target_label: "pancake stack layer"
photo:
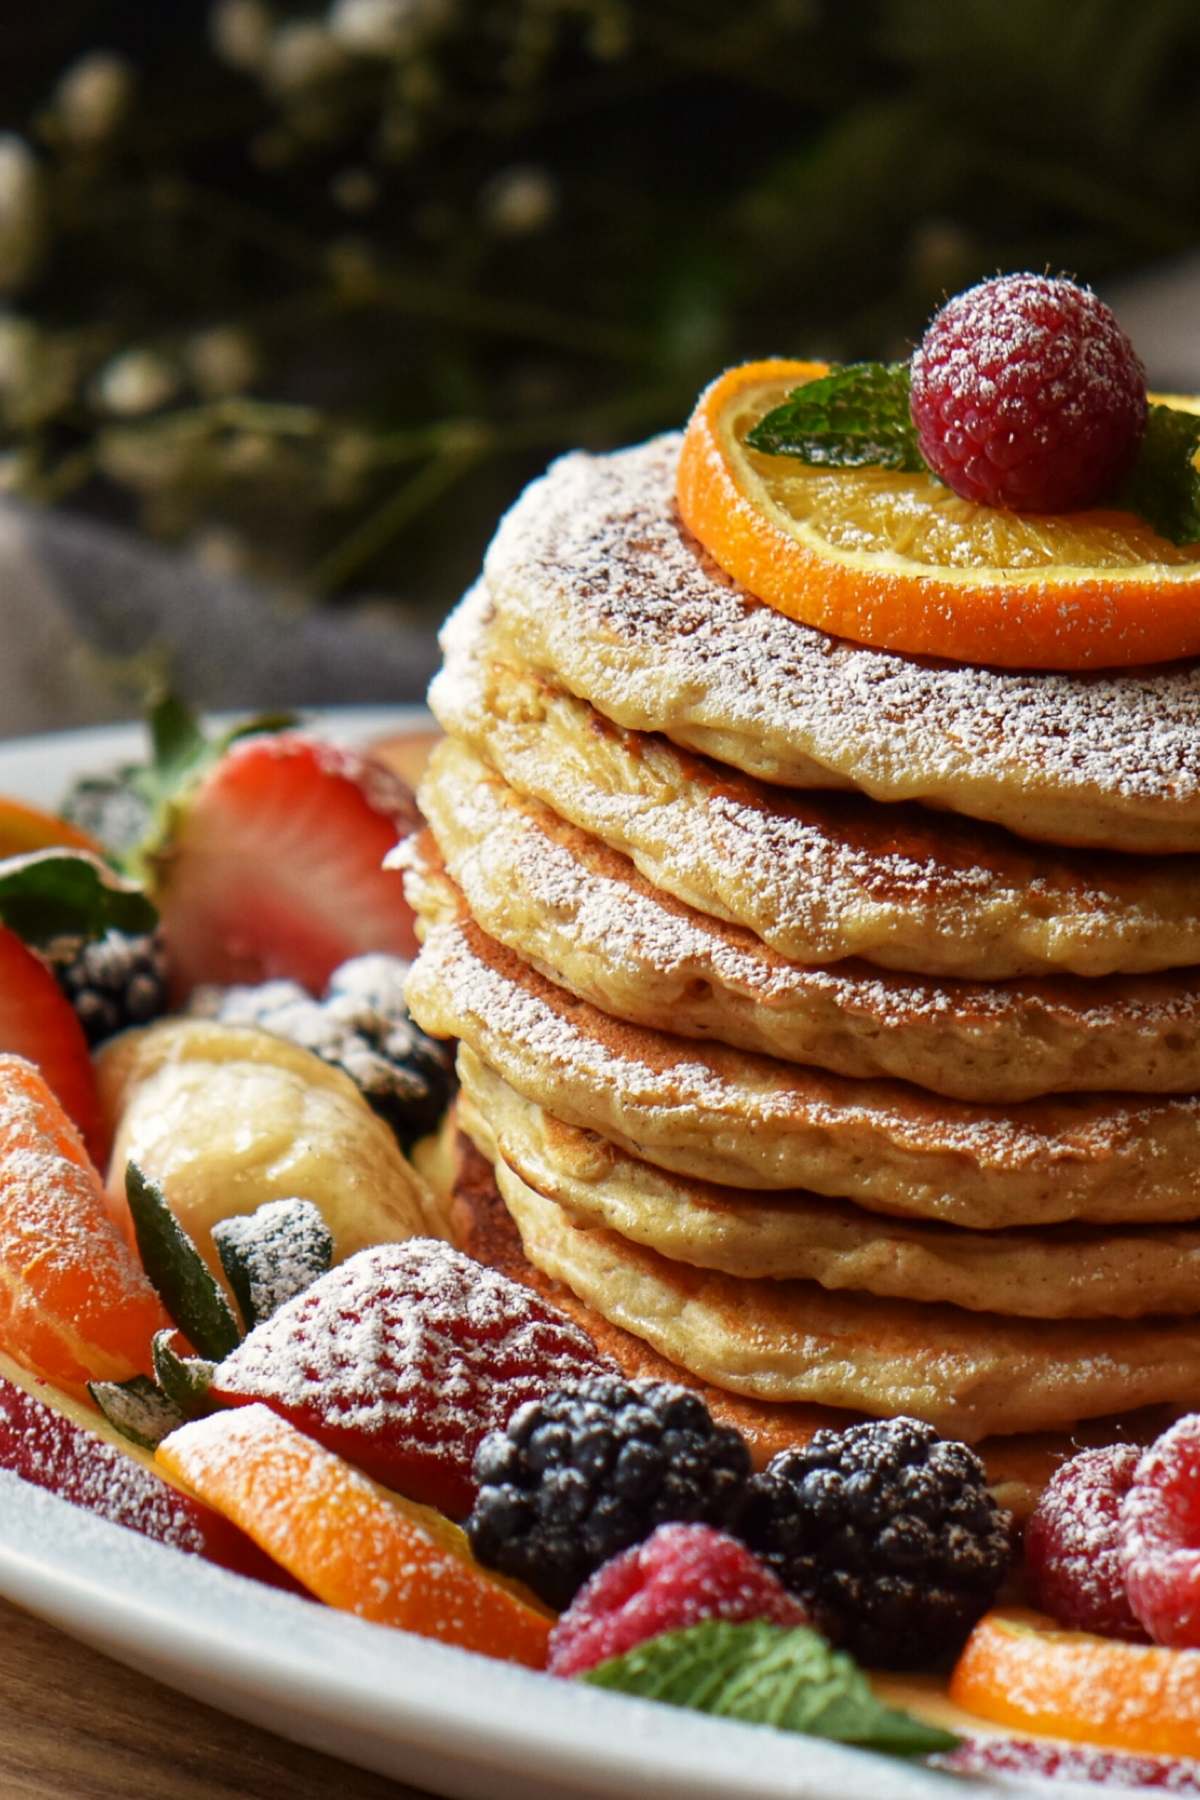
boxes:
[400,432,1200,1457]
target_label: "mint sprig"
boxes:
[0,849,156,946]
[581,1620,958,1758]
[747,361,1200,547]
[125,1161,242,1362]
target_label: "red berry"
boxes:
[909,273,1147,512]
[943,1736,1200,1792]
[1120,1415,1200,1647]
[547,1522,807,1677]
[210,1238,611,1519]
[1025,1444,1146,1641]
[0,925,99,1156]
[155,733,421,1002]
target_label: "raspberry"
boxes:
[1120,1415,1200,1648]
[909,273,1147,512]
[547,1522,807,1677]
[1025,1445,1146,1641]
[467,1376,752,1610]
[209,1239,610,1519]
[737,1417,1013,1669]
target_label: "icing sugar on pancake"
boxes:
[456,1051,1200,1321]
[483,434,1200,853]
[403,892,1200,1230]
[431,586,1200,979]
[406,745,1200,1102]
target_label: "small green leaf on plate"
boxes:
[0,850,156,946]
[582,1620,959,1758]
[151,1329,219,1419]
[746,362,926,471]
[1118,401,1200,547]
[88,1374,184,1450]
[125,1162,242,1362]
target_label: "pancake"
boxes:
[442,1125,1180,1518]
[483,433,1200,853]
[403,899,1200,1228]
[407,743,1200,1101]
[459,1110,1200,1442]
[456,1051,1200,1319]
[431,585,1200,979]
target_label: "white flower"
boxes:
[328,0,453,57]
[479,165,558,237]
[54,52,134,145]
[93,349,179,417]
[210,0,274,72]
[0,137,45,294]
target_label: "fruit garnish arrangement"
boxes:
[8,273,1200,1794]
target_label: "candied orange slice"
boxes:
[0,796,101,857]
[0,1055,169,1390]
[676,358,1200,670]
[157,1404,551,1667]
[950,1607,1200,1757]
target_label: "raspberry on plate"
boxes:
[547,1522,806,1677]
[1120,1414,1200,1647]
[1026,1444,1146,1641]
[209,1238,610,1519]
[909,273,1147,511]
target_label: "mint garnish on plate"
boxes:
[746,361,1200,547]
[581,1619,958,1758]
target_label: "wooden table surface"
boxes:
[0,1594,429,1799]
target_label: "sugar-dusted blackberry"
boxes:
[466,1375,752,1610]
[190,952,454,1145]
[737,1416,1013,1669]
[55,929,169,1045]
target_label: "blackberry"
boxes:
[190,953,454,1144]
[737,1417,1013,1670]
[466,1375,751,1610]
[55,930,169,1045]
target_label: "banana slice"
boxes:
[96,1020,443,1290]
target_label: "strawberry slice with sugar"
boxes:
[209,1238,611,1518]
[153,733,420,1001]
[0,925,99,1153]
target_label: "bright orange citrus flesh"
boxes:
[158,1404,552,1668]
[0,1055,169,1392]
[677,358,1200,670]
[950,1608,1200,1757]
[0,796,101,858]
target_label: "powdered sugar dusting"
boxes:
[481,434,1200,848]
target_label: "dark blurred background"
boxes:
[2,0,1200,726]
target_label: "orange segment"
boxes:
[0,796,102,857]
[0,1055,169,1391]
[677,358,1200,669]
[157,1404,551,1668]
[950,1607,1200,1758]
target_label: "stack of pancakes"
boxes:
[399,432,1200,1490]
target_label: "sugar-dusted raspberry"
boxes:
[547,1522,807,1677]
[1025,1444,1145,1641]
[1120,1415,1200,1647]
[909,274,1147,511]
[209,1238,611,1519]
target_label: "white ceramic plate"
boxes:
[0,717,1046,1799]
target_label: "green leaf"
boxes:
[88,1374,184,1450]
[151,1329,219,1420]
[125,1162,242,1362]
[1118,401,1200,547]
[0,851,156,946]
[582,1621,959,1759]
[746,362,926,471]
[212,1198,334,1331]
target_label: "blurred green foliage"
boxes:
[0,0,1198,616]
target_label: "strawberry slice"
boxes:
[0,925,99,1152]
[151,734,420,1000]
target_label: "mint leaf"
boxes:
[125,1162,242,1362]
[151,1330,219,1420]
[1118,402,1200,547]
[88,1374,184,1450]
[582,1621,958,1758]
[0,850,156,945]
[746,362,925,471]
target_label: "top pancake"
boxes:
[483,434,1200,853]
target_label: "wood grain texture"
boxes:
[0,1595,427,1799]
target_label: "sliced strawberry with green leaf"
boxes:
[0,924,99,1152]
[149,733,420,1000]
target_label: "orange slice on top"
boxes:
[676,358,1200,670]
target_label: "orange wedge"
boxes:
[158,1404,552,1667]
[950,1608,1200,1757]
[0,1055,169,1391]
[677,358,1200,670]
[0,796,102,857]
